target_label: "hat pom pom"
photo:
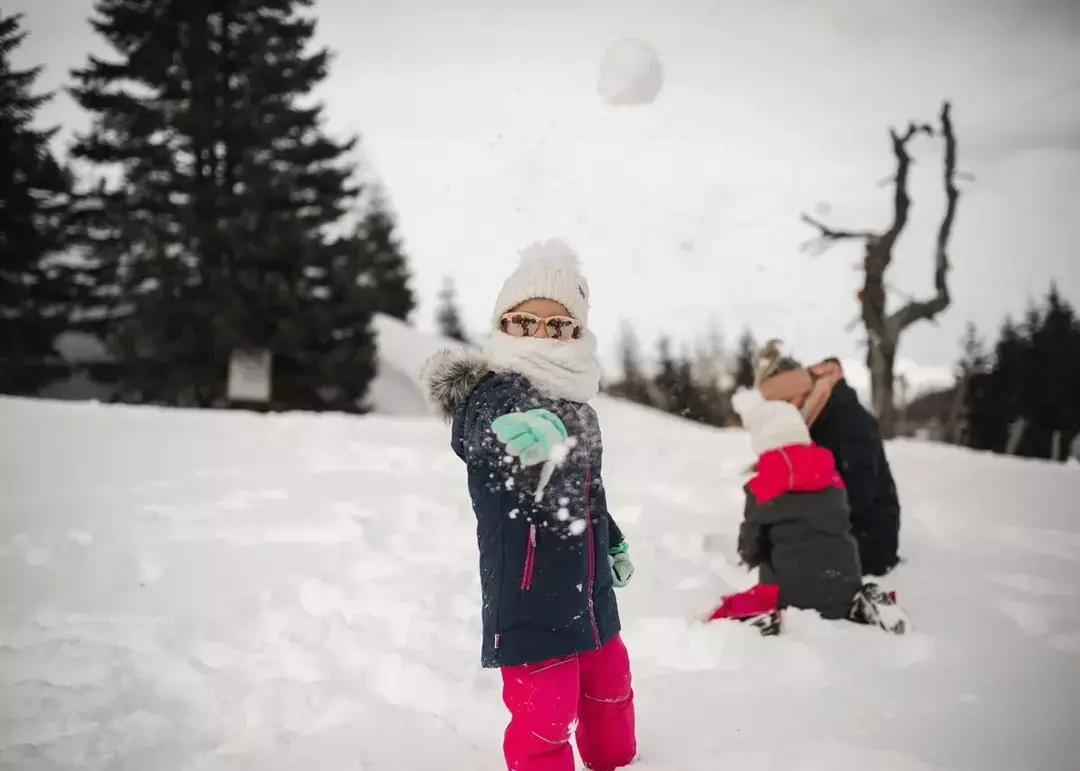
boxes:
[518,238,581,271]
[731,387,765,422]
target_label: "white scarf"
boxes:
[483,330,602,403]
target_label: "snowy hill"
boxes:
[2,334,1080,769]
[367,314,463,416]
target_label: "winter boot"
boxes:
[706,584,782,636]
[746,609,782,637]
[850,582,908,634]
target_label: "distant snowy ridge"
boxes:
[42,314,954,415]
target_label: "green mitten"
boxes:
[490,409,568,467]
[609,540,634,588]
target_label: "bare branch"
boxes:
[881,122,931,253]
[888,101,957,335]
[798,212,878,256]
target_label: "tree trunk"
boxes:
[868,337,898,439]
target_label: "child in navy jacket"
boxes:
[423,240,637,771]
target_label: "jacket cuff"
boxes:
[609,540,629,555]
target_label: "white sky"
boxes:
[11,0,1080,394]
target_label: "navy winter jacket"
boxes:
[810,378,901,577]
[424,349,623,668]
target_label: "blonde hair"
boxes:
[752,339,802,387]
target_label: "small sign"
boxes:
[227,348,272,403]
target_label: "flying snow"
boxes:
[597,38,664,107]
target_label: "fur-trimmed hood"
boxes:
[420,347,492,422]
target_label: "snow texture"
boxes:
[1,325,1079,769]
[597,38,664,107]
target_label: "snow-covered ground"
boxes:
[2,360,1080,769]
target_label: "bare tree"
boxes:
[801,101,960,438]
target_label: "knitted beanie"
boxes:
[490,239,590,329]
[732,387,811,457]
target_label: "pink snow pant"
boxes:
[500,635,636,771]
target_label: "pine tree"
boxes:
[1028,284,1080,459]
[687,326,731,426]
[732,328,758,389]
[357,186,414,322]
[966,286,1080,459]
[653,336,678,412]
[0,12,76,395]
[68,0,381,411]
[607,322,652,406]
[435,276,468,343]
[956,322,988,379]
[950,321,988,444]
[672,347,703,421]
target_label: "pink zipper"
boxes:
[580,427,601,647]
[520,523,537,591]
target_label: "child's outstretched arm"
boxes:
[461,379,566,468]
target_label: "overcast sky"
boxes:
[10,0,1080,391]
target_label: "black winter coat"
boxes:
[424,349,623,668]
[738,443,864,620]
[810,378,902,577]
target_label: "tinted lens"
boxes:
[545,316,581,341]
[500,313,540,337]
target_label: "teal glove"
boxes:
[609,541,634,588]
[491,409,568,467]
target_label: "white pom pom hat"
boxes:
[732,387,811,457]
[490,239,591,330]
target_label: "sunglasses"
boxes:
[499,311,583,341]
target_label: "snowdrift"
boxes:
[1,332,1079,769]
[367,314,455,416]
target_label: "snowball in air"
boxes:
[597,38,664,106]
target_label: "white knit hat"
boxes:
[731,387,811,456]
[490,239,590,329]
